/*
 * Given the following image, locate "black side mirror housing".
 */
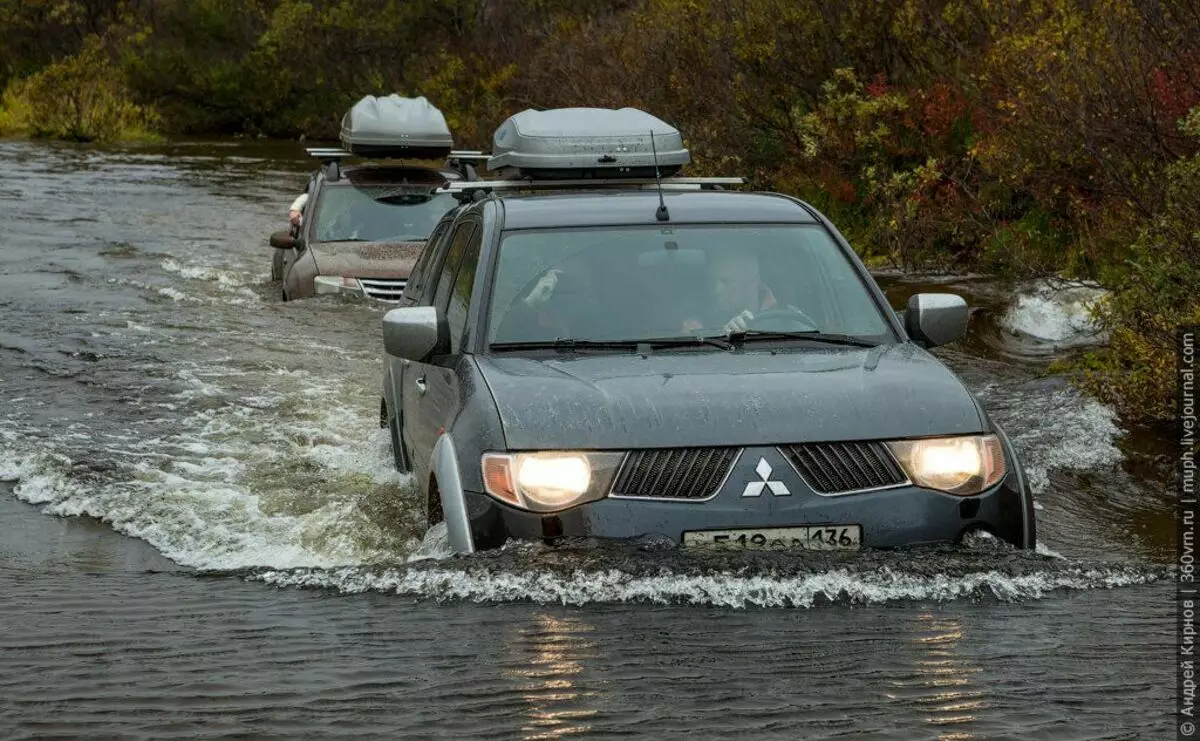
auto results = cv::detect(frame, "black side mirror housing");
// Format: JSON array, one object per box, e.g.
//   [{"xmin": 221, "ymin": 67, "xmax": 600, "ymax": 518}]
[{"xmin": 269, "ymin": 230, "xmax": 296, "ymax": 250}]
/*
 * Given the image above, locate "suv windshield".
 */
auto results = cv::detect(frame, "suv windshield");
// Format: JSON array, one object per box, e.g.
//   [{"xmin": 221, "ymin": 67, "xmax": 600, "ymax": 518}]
[
  {"xmin": 487, "ymin": 224, "xmax": 893, "ymax": 346},
  {"xmin": 314, "ymin": 186, "xmax": 456, "ymax": 242}
]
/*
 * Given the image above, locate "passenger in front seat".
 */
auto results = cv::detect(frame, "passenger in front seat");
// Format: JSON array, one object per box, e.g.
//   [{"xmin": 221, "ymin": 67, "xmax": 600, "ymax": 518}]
[{"xmin": 493, "ymin": 267, "xmax": 600, "ymax": 343}]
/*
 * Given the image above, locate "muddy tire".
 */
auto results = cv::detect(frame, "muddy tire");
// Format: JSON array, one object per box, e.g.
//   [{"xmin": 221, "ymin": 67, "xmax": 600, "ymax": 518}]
[
  {"xmin": 382, "ymin": 398, "xmax": 410, "ymax": 473},
  {"xmin": 270, "ymin": 250, "xmax": 284, "ymax": 282}
]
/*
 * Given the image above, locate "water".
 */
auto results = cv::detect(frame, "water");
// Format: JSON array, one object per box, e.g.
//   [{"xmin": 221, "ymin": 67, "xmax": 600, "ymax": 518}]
[{"xmin": 0, "ymin": 141, "xmax": 1176, "ymax": 738}]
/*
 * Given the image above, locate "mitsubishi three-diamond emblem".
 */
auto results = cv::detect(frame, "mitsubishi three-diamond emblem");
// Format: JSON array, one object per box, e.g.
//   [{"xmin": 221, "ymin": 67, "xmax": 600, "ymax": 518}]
[{"xmin": 741, "ymin": 457, "xmax": 791, "ymax": 497}]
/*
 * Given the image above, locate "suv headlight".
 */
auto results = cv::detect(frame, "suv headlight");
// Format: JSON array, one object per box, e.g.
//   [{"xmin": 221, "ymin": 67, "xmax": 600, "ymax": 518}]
[
  {"xmin": 886, "ymin": 435, "xmax": 1006, "ymax": 495},
  {"xmin": 314, "ymin": 275, "xmax": 361, "ymax": 295},
  {"xmin": 481, "ymin": 451, "xmax": 624, "ymax": 513}
]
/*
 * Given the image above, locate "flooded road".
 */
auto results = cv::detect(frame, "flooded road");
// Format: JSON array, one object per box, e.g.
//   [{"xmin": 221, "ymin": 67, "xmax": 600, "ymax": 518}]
[{"xmin": 0, "ymin": 141, "xmax": 1176, "ymax": 738}]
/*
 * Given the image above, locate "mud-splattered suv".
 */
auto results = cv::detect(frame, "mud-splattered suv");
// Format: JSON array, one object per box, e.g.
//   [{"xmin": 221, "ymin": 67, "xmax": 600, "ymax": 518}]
[
  {"xmin": 378, "ymin": 108, "xmax": 1037, "ymax": 554},
  {"xmin": 271, "ymin": 162, "xmax": 459, "ymax": 302},
  {"xmin": 269, "ymin": 94, "xmax": 474, "ymax": 302}
]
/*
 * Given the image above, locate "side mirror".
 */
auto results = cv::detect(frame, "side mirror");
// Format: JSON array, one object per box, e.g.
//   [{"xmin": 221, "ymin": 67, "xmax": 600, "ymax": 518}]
[
  {"xmin": 269, "ymin": 230, "xmax": 295, "ymax": 250},
  {"xmin": 383, "ymin": 306, "xmax": 445, "ymax": 361},
  {"xmin": 905, "ymin": 293, "xmax": 968, "ymax": 348}
]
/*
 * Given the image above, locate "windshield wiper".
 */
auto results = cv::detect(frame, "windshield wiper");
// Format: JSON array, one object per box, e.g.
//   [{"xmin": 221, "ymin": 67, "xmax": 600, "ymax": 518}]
[
  {"xmin": 724, "ymin": 330, "xmax": 879, "ymax": 348},
  {"xmin": 640, "ymin": 335, "xmax": 734, "ymax": 351},
  {"xmin": 489, "ymin": 338, "xmax": 643, "ymax": 352},
  {"xmin": 491, "ymin": 336, "xmax": 737, "ymax": 353}
]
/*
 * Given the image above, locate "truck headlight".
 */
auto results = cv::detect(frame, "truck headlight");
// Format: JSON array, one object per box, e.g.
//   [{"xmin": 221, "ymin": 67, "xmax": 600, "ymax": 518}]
[
  {"xmin": 481, "ymin": 451, "xmax": 623, "ymax": 512},
  {"xmin": 886, "ymin": 435, "xmax": 1006, "ymax": 495}
]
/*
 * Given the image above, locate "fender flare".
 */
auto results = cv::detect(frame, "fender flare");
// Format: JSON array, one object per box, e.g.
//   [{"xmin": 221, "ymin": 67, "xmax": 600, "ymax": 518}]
[
  {"xmin": 431, "ymin": 434, "xmax": 476, "ymax": 554},
  {"xmin": 995, "ymin": 424, "xmax": 1036, "ymax": 549}
]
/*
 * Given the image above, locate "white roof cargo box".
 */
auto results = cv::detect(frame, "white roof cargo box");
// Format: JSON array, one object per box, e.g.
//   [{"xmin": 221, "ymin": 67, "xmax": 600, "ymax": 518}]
[
  {"xmin": 487, "ymin": 108, "xmax": 691, "ymax": 178},
  {"xmin": 339, "ymin": 95, "xmax": 454, "ymax": 159}
]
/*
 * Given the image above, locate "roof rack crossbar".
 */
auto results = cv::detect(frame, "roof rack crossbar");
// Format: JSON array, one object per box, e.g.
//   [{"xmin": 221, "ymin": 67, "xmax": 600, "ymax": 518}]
[
  {"xmin": 306, "ymin": 147, "xmax": 355, "ymax": 159},
  {"xmin": 439, "ymin": 176, "xmax": 744, "ymax": 193},
  {"xmin": 306, "ymin": 147, "xmax": 490, "ymax": 161}
]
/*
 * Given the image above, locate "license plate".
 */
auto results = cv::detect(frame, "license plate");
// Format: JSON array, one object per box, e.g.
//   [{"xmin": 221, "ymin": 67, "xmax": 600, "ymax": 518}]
[{"xmin": 683, "ymin": 525, "xmax": 861, "ymax": 551}]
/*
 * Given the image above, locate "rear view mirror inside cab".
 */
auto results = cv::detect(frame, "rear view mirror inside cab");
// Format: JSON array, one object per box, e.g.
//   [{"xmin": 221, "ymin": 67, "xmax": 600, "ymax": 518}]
[{"xmin": 637, "ymin": 247, "xmax": 706, "ymax": 268}]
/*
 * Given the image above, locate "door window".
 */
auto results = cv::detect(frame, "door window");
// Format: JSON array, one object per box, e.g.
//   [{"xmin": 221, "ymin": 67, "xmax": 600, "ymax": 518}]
[
  {"xmin": 418, "ymin": 221, "xmax": 471, "ymax": 306},
  {"xmin": 403, "ymin": 220, "xmax": 449, "ymax": 303},
  {"xmin": 430, "ymin": 222, "xmax": 477, "ymax": 310},
  {"xmin": 444, "ymin": 227, "xmax": 483, "ymax": 354}
]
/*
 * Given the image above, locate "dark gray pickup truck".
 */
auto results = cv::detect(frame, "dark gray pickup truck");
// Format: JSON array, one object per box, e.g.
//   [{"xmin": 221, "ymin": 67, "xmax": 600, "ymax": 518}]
[{"xmin": 378, "ymin": 107, "xmax": 1036, "ymax": 555}]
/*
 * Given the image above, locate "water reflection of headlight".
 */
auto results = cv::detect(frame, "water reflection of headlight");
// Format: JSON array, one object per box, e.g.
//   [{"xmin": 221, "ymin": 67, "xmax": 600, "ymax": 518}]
[
  {"xmin": 504, "ymin": 613, "xmax": 600, "ymax": 740},
  {"xmin": 884, "ymin": 612, "xmax": 988, "ymax": 740}
]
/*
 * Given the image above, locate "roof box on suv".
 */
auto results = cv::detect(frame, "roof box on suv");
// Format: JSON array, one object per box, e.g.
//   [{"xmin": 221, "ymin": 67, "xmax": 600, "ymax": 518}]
[
  {"xmin": 339, "ymin": 95, "xmax": 454, "ymax": 159},
  {"xmin": 487, "ymin": 108, "xmax": 690, "ymax": 179}
]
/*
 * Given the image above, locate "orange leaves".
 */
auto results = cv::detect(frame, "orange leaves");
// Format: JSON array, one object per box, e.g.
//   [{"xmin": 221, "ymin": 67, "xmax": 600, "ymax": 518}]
[{"xmin": 917, "ymin": 80, "xmax": 968, "ymax": 140}]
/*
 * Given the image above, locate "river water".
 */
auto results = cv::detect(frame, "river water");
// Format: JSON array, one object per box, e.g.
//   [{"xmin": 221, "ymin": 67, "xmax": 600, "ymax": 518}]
[{"xmin": 0, "ymin": 141, "xmax": 1177, "ymax": 739}]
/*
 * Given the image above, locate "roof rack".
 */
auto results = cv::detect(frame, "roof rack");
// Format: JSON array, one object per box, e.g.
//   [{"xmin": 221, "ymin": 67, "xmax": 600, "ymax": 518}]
[
  {"xmin": 306, "ymin": 147, "xmax": 489, "ymax": 161},
  {"xmin": 304, "ymin": 147, "xmax": 489, "ymax": 182},
  {"xmin": 439, "ymin": 176, "xmax": 744, "ymax": 194}
]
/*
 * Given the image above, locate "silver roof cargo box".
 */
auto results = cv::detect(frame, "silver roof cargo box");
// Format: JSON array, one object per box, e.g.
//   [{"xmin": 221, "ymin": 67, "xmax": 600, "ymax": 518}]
[
  {"xmin": 487, "ymin": 108, "xmax": 690, "ymax": 179},
  {"xmin": 339, "ymin": 95, "xmax": 454, "ymax": 159}
]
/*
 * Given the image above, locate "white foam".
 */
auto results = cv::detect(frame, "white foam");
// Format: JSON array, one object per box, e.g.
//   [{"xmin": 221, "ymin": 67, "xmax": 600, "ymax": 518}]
[
  {"xmin": 407, "ymin": 523, "xmax": 453, "ymax": 563},
  {"xmin": 156, "ymin": 285, "xmax": 191, "ymax": 302},
  {"xmin": 1036, "ymin": 542, "xmax": 1066, "ymax": 560},
  {"xmin": 1011, "ymin": 389, "xmax": 1123, "ymax": 494},
  {"xmin": 0, "ymin": 353, "xmax": 418, "ymax": 571},
  {"xmin": 999, "ymin": 280, "xmax": 1107, "ymax": 346},
  {"xmin": 161, "ymin": 257, "xmax": 261, "ymax": 298},
  {"xmin": 253, "ymin": 564, "xmax": 1160, "ymax": 608}
]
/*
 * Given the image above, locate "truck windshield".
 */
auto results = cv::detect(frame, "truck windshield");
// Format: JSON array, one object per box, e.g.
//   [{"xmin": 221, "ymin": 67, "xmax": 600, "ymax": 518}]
[
  {"xmin": 487, "ymin": 224, "xmax": 893, "ymax": 346},
  {"xmin": 314, "ymin": 187, "xmax": 455, "ymax": 242}
]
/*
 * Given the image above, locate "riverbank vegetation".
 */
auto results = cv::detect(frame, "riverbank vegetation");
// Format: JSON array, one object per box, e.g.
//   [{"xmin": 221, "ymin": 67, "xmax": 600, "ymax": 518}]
[{"xmin": 2, "ymin": 0, "xmax": 1198, "ymax": 424}]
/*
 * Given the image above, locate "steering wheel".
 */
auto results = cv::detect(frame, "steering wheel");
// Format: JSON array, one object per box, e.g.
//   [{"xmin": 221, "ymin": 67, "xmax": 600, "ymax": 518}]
[{"xmin": 744, "ymin": 307, "xmax": 819, "ymax": 332}]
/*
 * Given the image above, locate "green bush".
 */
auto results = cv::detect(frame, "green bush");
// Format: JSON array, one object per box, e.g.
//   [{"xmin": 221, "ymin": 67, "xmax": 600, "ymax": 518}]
[
  {"xmin": 1, "ymin": 36, "xmax": 159, "ymax": 143},
  {"xmin": 1075, "ymin": 108, "xmax": 1200, "ymax": 423}
]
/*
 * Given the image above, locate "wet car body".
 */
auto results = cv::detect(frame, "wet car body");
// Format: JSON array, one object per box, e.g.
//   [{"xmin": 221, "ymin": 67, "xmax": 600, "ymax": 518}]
[
  {"xmin": 379, "ymin": 189, "xmax": 1037, "ymax": 554},
  {"xmin": 276, "ymin": 164, "xmax": 460, "ymax": 301}
]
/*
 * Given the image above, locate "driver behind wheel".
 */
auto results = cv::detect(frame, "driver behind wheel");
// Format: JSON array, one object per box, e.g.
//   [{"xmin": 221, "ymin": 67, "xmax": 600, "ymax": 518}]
[{"xmin": 682, "ymin": 248, "xmax": 779, "ymax": 334}]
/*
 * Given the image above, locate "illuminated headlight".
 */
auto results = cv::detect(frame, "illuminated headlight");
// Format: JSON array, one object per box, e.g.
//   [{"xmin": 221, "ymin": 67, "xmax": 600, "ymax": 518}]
[
  {"xmin": 886, "ymin": 435, "xmax": 1006, "ymax": 495},
  {"xmin": 314, "ymin": 275, "xmax": 361, "ymax": 295},
  {"xmin": 481, "ymin": 451, "xmax": 623, "ymax": 512}
]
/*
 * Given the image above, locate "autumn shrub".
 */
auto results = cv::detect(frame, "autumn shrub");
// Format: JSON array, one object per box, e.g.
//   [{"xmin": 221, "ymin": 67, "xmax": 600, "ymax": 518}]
[
  {"xmin": 1075, "ymin": 108, "xmax": 1200, "ymax": 423},
  {"xmin": 1, "ymin": 35, "xmax": 158, "ymax": 142}
]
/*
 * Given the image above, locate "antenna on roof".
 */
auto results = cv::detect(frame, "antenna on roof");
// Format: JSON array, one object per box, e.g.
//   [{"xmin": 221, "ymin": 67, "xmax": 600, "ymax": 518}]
[{"xmin": 650, "ymin": 130, "xmax": 670, "ymax": 222}]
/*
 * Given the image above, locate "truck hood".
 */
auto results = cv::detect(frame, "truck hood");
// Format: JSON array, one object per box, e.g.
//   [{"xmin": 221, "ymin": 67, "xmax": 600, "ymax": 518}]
[
  {"xmin": 310, "ymin": 240, "xmax": 424, "ymax": 279},
  {"xmin": 475, "ymin": 343, "xmax": 985, "ymax": 450}
]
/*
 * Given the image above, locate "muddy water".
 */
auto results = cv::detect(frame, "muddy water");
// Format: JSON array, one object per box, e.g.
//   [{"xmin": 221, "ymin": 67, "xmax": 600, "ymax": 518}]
[{"xmin": 0, "ymin": 141, "xmax": 1176, "ymax": 738}]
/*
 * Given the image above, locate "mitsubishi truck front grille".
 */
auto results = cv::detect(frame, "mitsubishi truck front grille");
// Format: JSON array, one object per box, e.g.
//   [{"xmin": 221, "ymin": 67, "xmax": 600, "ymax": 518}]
[
  {"xmin": 610, "ymin": 448, "xmax": 739, "ymax": 500},
  {"xmin": 782, "ymin": 441, "xmax": 908, "ymax": 494}
]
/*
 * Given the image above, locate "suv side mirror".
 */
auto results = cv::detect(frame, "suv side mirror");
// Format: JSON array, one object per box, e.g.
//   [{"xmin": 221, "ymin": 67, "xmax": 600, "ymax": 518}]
[
  {"xmin": 269, "ymin": 230, "xmax": 295, "ymax": 250},
  {"xmin": 383, "ymin": 306, "xmax": 446, "ymax": 361},
  {"xmin": 905, "ymin": 293, "xmax": 968, "ymax": 347}
]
